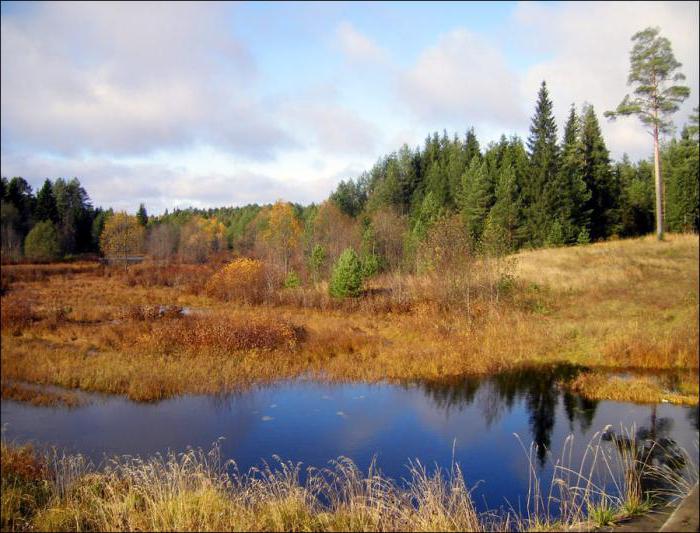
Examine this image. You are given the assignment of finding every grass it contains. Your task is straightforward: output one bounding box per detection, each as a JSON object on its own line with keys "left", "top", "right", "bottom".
{"left": 1, "top": 427, "right": 696, "bottom": 532}
{"left": 0, "top": 234, "right": 698, "bottom": 403}
{"left": 564, "top": 370, "right": 699, "bottom": 405}
{"left": 1, "top": 382, "right": 84, "bottom": 408}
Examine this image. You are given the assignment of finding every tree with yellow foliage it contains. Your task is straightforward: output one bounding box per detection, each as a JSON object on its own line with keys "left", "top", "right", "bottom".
{"left": 262, "top": 200, "right": 302, "bottom": 274}
{"left": 99, "top": 212, "right": 145, "bottom": 269}
{"left": 178, "top": 216, "right": 227, "bottom": 263}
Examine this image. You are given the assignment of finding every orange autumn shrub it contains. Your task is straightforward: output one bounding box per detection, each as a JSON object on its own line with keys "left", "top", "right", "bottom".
{"left": 150, "top": 314, "right": 301, "bottom": 353}
{"left": 205, "top": 258, "right": 267, "bottom": 304}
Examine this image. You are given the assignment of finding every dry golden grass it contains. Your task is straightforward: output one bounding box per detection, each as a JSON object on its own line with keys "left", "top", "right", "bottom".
{"left": 1, "top": 234, "right": 697, "bottom": 403}
{"left": 1, "top": 382, "right": 84, "bottom": 408}
{"left": 564, "top": 370, "right": 699, "bottom": 405}
{"left": 2, "top": 430, "right": 696, "bottom": 532}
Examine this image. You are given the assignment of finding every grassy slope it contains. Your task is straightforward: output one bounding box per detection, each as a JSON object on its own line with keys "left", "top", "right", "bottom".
{"left": 1, "top": 234, "right": 698, "bottom": 403}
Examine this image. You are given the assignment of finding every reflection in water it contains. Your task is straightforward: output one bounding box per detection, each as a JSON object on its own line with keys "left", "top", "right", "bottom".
{"left": 415, "top": 365, "right": 595, "bottom": 466}
{"left": 602, "top": 411, "right": 691, "bottom": 498}
{"left": 686, "top": 404, "right": 699, "bottom": 432}
{"left": 2, "top": 367, "right": 697, "bottom": 515}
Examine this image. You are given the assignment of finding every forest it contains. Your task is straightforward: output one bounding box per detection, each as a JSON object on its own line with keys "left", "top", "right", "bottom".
{"left": 1, "top": 82, "right": 698, "bottom": 281}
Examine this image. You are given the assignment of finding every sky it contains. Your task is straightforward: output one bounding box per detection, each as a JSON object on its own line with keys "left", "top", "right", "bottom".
{"left": 1, "top": 1, "right": 698, "bottom": 214}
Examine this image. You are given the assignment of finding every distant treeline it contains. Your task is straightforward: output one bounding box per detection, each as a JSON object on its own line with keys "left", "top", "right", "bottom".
{"left": 1, "top": 82, "right": 698, "bottom": 269}
{"left": 0, "top": 177, "right": 109, "bottom": 261}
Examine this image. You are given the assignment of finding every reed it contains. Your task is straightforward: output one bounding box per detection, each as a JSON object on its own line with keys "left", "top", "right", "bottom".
{"left": 1, "top": 427, "right": 696, "bottom": 532}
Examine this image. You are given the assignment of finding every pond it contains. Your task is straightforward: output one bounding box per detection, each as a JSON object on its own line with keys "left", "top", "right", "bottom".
{"left": 2, "top": 367, "right": 698, "bottom": 513}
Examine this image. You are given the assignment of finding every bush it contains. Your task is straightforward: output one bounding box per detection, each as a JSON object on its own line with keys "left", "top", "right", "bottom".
{"left": 361, "top": 253, "right": 380, "bottom": 279}
{"left": 205, "top": 258, "right": 267, "bottom": 304}
{"left": 23, "top": 222, "right": 60, "bottom": 262}
{"left": 150, "top": 314, "right": 301, "bottom": 353}
{"left": 329, "top": 248, "right": 363, "bottom": 298}
{"left": 577, "top": 228, "right": 591, "bottom": 245}
{"left": 308, "top": 244, "right": 326, "bottom": 282}
{"left": 283, "top": 270, "right": 301, "bottom": 289}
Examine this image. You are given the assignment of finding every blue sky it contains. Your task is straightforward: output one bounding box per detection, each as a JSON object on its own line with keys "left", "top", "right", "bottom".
{"left": 1, "top": 1, "right": 698, "bottom": 213}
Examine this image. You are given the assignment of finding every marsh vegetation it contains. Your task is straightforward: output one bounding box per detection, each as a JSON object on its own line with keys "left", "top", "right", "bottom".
{"left": 1, "top": 234, "right": 697, "bottom": 404}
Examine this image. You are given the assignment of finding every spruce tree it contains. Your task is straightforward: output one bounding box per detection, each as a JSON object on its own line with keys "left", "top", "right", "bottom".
{"left": 556, "top": 105, "right": 592, "bottom": 243}
{"left": 136, "top": 203, "right": 148, "bottom": 227}
{"left": 397, "top": 144, "right": 420, "bottom": 214}
{"left": 664, "top": 126, "right": 700, "bottom": 232}
{"left": 35, "top": 179, "right": 59, "bottom": 224}
{"left": 487, "top": 164, "right": 521, "bottom": 251}
{"left": 459, "top": 158, "right": 493, "bottom": 242}
{"left": 525, "top": 81, "right": 559, "bottom": 246}
{"left": 580, "top": 105, "right": 616, "bottom": 240}
{"left": 464, "top": 128, "right": 481, "bottom": 165}
{"left": 445, "top": 135, "right": 467, "bottom": 209}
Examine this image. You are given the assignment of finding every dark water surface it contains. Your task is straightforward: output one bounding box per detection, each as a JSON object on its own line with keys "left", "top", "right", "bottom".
{"left": 2, "top": 368, "right": 698, "bottom": 512}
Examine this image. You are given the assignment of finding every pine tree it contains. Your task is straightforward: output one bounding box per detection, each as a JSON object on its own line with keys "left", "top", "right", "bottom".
{"left": 524, "top": 81, "right": 559, "bottom": 246}
{"left": 412, "top": 191, "right": 442, "bottom": 242}
{"left": 580, "top": 105, "right": 616, "bottom": 240}
{"left": 605, "top": 27, "right": 690, "bottom": 240}
{"left": 329, "top": 248, "right": 363, "bottom": 298}
{"left": 309, "top": 243, "right": 327, "bottom": 283}
{"left": 424, "top": 160, "right": 450, "bottom": 209}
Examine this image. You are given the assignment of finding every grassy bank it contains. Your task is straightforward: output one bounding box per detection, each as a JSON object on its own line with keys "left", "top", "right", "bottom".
{"left": 1, "top": 234, "right": 698, "bottom": 404}
{"left": 2, "top": 429, "right": 697, "bottom": 532}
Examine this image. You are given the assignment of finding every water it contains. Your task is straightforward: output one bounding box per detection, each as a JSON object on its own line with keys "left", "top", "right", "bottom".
{"left": 2, "top": 367, "right": 698, "bottom": 512}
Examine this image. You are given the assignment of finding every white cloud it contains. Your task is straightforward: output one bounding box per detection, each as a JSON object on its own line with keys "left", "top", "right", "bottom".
{"left": 399, "top": 29, "right": 526, "bottom": 130}
{"left": 0, "top": 1, "right": 293, "bottom": 159}
{"left": 0, "top": 144, "right": 375, "bottom": 214}
{"left": 514, "top": 1, "right": 699, "bottom": 159}
{"left": 336, "top": 22, "right": 388, "bottom": 64}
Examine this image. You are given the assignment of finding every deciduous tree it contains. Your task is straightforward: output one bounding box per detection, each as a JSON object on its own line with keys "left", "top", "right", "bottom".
{"left": 100, "top": 212, "right": 144, "bottom": 269}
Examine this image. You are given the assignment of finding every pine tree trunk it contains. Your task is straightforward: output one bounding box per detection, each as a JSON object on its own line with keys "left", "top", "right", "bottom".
{"left": 653, "top": 126, "right": 664, "bottom": 241}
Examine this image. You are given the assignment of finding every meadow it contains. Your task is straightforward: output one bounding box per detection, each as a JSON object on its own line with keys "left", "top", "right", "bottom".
{"left": 1, "top": 233, "right": 698, "bottom": 405}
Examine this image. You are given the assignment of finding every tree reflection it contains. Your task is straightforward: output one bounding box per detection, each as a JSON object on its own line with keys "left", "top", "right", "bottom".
{"left": 415, "top": 364, "right": 596, "bottom": 467}
{"left": 605, "top": 411, "right": 688, "bottom": 498}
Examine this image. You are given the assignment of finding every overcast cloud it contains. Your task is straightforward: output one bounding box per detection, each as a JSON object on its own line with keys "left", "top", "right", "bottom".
{"left": 1, "top": 1, "right": 697, "bottom": 213}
